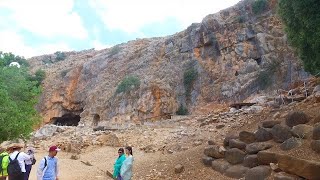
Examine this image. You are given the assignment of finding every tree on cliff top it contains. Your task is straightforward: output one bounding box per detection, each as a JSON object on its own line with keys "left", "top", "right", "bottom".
{"left": 0, "top": 52, "right": 41, "bottom": 142}
{"left": 278, "top": 0, "right": 320, "bottom": 76}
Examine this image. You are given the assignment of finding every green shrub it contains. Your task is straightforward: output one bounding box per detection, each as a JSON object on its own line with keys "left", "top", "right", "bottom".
{"left": 109, "top": 45, "right": 121, "bottom": 57}
{"left": 257, "top": 70, "right": 272, "bottom": 89}
{"left": 116, "top": 76, "right": 140, "bottom": 94}
{"left": 61, "top": 69, "right": 70, "bottom": 77}
{"left": 54, "top": 51, "right": 66, "bottom": 61}
{"left": 176, "top": 104, "right": 188, "bottom": 115}
{"left": 184, "top": 68, "right": 198, "bottom": 96}
{"left": 237, "top": 15, "right": 245, "bottom": 23}
{"left": 278, "top": 0, "right": 320, "bottom": 75}
{"left": 252, "top": 0, "right": 268, "bottom": 15}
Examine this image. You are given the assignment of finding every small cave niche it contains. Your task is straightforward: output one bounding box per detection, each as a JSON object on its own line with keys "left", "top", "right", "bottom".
{"left": 254, "top": 58, "right": 262, "bottom": 65}
{"left": 92, "top": 114, "right": 100, "bottom": 126}
{"left": 52, "top": 113, "right": 80, "bottom": 126}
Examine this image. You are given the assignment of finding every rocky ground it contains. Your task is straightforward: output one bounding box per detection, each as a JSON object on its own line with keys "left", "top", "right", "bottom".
{"left": 26, "top": 82, "right": 320, "bottom": 179}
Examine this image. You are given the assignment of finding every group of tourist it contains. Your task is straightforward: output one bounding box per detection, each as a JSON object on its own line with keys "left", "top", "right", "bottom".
{"left": 112, "top": 146, "right": 134, "bottom": 180}
{"left": 0, "top": 143, "right": 59, "bottom": 180}
{"left": 0, "top": 143, "right": 133, "bottom": 180}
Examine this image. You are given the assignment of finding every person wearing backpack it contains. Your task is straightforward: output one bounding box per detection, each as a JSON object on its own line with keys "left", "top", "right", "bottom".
{"left": 36, "top": 145, "right": 60, "bottom": 180}
{"left": 0, "top": 146, "right": 9, "bottom": 180}
{"left": 7, "top": 143, "right": 30, "bottom": 180}
{"left": 24, "top": 146, "right": 36, "bottom": 180}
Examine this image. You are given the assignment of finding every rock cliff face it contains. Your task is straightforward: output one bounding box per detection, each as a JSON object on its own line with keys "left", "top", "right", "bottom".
{"left": 28, "top": 0, "right": 309, "bottom": 126}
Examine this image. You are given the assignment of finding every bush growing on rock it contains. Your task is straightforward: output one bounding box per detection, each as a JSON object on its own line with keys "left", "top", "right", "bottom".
{"left": 116, "top": 76, "right": 140, "bottom": 94}
{"left": 252, "top": 0, "right": 268, "bottom": 15}
{"left": 183, "top": 67, "right": 198, "bottom": 98}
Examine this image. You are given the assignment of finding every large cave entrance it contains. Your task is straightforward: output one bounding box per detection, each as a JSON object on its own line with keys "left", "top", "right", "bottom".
{"left": 52, "top": 113, "right": 81, "bottom": 126}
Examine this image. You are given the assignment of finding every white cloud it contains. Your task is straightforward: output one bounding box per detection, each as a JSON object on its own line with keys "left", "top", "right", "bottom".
{"left": 0, "top": 31, "right": 71, "bottom": 58}
{"left": 0, "top": 0, "right": 87, "bottom": 39}
{"left": 90, "top": 0, "right": 240, "bottom": 33}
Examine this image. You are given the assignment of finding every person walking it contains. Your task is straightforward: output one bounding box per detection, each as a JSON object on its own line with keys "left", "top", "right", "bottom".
{"left": 24, "top": 146, "right": 35, "bottom": 180}
{"left": 0, "top": 146, "right": 9, "bottom": 180}
{"left": 113, "top": 148, "right": 126, "bottom": 180}
{"left": 36, "top": 146, "right": 60, "bottom": 180}
{"left": 7, "top": 143, "right": 30, "bottom": 180}
{"left": 120, "top": 146, "right": 134, "bottom": 180}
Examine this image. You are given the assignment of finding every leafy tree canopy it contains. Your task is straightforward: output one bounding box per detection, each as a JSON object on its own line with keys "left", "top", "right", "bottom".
{"left": 0, "top": 52, "right": 41, "bottom": 142}
{"left": 278, "top": 0, "right": 320, "bottom": 76}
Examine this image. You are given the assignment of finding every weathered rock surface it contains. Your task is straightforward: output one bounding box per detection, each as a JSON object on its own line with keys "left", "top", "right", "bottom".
{"left": 225, "top": 148, "right": 246, "bottom": 164}
{"left": 291, "top": 124, "right": 313, "bottom": 139}
{"left": 28, "top": 0, "right": 307, "bottom": 127}
{"left": 239, "top": 131, "right": 256, "bottom": 144}
{"left": 311, "top": 140, "right": 320, "bottom": 153}
{"left": 244, "top": 165, "right": 271, "bottom": 180}
{"left": 255, "top": 127, "right": 273, "bottom": 142}
{"left": 280, "top": 137, "right": 302, "bottom": 151}
{"left": 257, "top": 151, "right": 278, "bottom": 165}
{"left": 273, "top": 172, "right": 303, "bottom": 180}
{"left": 224, "top": 165, "right": 249, "bottom": 179}
{"left": 271, "top": 124, "right": 293, "bottom": 143}
{"left": 245, "top": 142, "right": 272, "bottom": 154}
{"left": 261, "top": 120, "right": 281, "bottom": 128}
{"left": 229, "top": 139, "right": 246, "bottom": 150}
{"left": 211, "top": 159, "right": 230, "bottom": 174}
{"left": 243, "top": 155, "right": 259, "bottom": 168}
{"left": 285, "top": 111, "right": 310, "bottom": 127}
{"left": 204, "top": 145, "right": 225, "bottom": 159}
{"left": 277, "top": 154, "right": 320, "bottom": 179}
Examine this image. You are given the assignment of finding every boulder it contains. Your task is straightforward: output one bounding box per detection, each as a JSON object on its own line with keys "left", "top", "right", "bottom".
{"left": 257, "top": 151, "right": 278, "bottom": 165}
{"left": 202, "top": 155, "right": 214, "bottom": 166}
{"left": 223, "top": 134, "right": 238, "bottom": 147}
{"left": 280, "top": 137, "right": 302, "bottom": 151}
{"left": 34, "top": 124, "right": 58, "bottom": 139}
{"left": 273, "top": 172, "right": 303, "bottom": 180}
{"left": 97, "top": 133, "right": 121, "bottom": 146}
{"left": 225, "top": 165, "right": 249, "bottom": 179}
{"left": 229, "top": 139, "right": 246, "bottom": 150}
{"left": 211, "top": 159, "right": 230, "bottom": 174}
{"left": 244, "top": 165, "right": 271, "bottom": 180}
{"left": 245, "top": 142, "right": 273, "bottom": 154}
{"left": 243, "top": 155, "right": 259, "bottom": 168}
{"left": 204, "top": 145, "right": 225, "bottom": 158}
{"left": 285, "top": 111, "right": 310, "bottom": 127}
{"left": 311, "top": 140, "right": 320, "bottom": 153}
{"left": 271, "top": 124, "right": 293, "bottom": 143}
{"left": 313, "top": 125, "right": 320, "bottom": 140}
{"left": 277, "top": 154, "right": 320, "bottom": 179}
{"left": 255, "top": 127, "right": 273, "bottom": 142}
{"left": 239, "top": 131, "right": 256, "bottom": 144}
{"left": 314, "top": 115, "right": 320, "bottom": 124}
{"left": 261, "top": 120, "right": 281, "bottom": 128}
{"left": 174, "top": 164, "right": 184, "bottom": 173}
{"left": 225, "top": 148, "right": 246, "bottom": 164}
{"left": 291, "top": 124, "right": 313, "bottom": 139}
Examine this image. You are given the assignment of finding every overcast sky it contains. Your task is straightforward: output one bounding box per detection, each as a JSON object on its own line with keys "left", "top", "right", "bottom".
{"left": 0, "top": 0, "right": 240, "bottom": 58}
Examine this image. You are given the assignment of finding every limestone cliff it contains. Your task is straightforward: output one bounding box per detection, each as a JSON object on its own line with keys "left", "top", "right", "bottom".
{"left": 28, "top": 0, "right": 309, "bottom": 126}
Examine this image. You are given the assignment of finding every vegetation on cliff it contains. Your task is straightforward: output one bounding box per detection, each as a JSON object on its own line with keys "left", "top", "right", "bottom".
{"left": 278, "top": 0, "right": 320, "bottom": 76}
{"left": 0, "top": 52, "right": 43, "bottom": 142}
{"left": 116, "top": 75, "right": 140, "bottom": 94}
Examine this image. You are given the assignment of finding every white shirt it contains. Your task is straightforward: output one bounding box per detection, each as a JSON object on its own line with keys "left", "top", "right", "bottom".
{"left": 9, "top": 151, "right": 30, "bottom": 172}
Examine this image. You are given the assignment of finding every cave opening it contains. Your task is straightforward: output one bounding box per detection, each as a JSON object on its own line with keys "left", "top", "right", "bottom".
{"left": 52, "top": 113, "right": 81, "bottom": 126}
{"left": 92, "top": 114, "right": 101, "bottom": 126}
